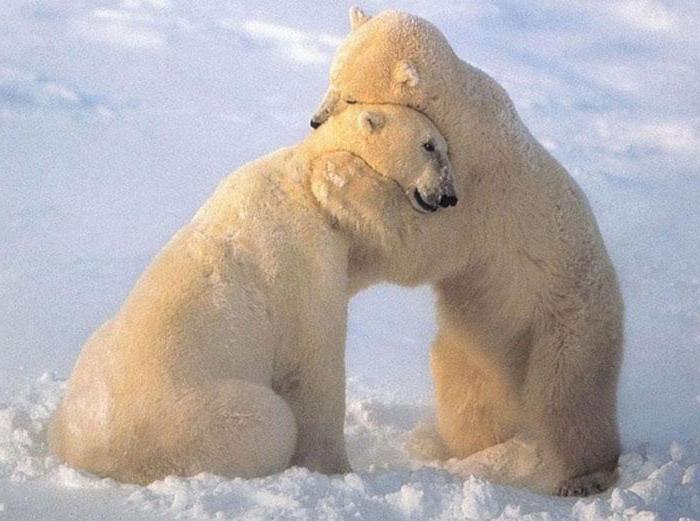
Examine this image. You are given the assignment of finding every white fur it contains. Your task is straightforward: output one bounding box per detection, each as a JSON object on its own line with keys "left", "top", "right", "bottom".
{"left": 312, "top": 8, "right": 624, "bottom": 496}
{"left": 48, "top": 104, "right": 455, "bottom": 484}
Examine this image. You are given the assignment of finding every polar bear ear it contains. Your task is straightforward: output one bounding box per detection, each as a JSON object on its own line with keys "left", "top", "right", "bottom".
{"left": 349, "top": 6, "right": 371, "bottom": 31}
{"left": 393, "top": 61, "right": 420, "bottom": 89}
{"left": 358, "top": 110, "right": 384, "bottom": 133}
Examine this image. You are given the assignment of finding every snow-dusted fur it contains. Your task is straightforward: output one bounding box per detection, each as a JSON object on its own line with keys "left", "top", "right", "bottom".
{"left": 47, "top": 104, "right": 455, "bottom": 485}
{"left": 311, "top": 8, "right": 624, "bottom": 496}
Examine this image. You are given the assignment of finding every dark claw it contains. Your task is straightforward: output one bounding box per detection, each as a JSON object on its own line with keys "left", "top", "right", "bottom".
{"left": 557, "top": 480, "right": 605, "bottom": 498}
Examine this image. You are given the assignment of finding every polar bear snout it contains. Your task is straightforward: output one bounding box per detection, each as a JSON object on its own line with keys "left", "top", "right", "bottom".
{"left": 410, "top": 188, "right": 457, "bottom": 213}
{"left": 409, "top": 164, "right": 458, "bottom": 213}
{"left": 310, "top": 88, "right": 340, "bottom": 129}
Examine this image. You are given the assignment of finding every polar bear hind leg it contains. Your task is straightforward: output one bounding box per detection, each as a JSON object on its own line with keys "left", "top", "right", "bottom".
{"left": 188, "top": 380, "right": 296, "bottom": 477}
{"left": 170, "top": 379, "right": 297, "bottom": 481}
{"left": 106, "top": 379, "right": 297, "bottom": 484}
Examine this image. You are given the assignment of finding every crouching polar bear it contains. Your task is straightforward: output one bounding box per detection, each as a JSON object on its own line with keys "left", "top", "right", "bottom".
{"left": 48, "top": 104, "right": 457, "bottom": 484}
{"left": 310, "top": 8, "right": 623, "bottom": 496}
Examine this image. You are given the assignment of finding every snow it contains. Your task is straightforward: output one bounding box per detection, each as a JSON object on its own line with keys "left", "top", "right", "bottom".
{"left": 1, "top": 0, "right": 699, "bottom": 519}
{"left": 2, "top": 375, "right": 700, "bottom": 519}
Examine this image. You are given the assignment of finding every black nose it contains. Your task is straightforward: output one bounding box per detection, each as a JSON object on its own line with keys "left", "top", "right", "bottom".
{"left": 439, "top": 194, "right": 458, "bottom": 208}
{"left": 310, "top": 119, "right": 321, "bottom": 129}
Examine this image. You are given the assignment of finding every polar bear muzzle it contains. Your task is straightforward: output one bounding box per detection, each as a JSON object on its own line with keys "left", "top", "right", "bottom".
{"left": 310, "top": 88, "right": 339, "bottom": 129}
{"left": 407, "top": 161, "right": 458, "bottom": 214}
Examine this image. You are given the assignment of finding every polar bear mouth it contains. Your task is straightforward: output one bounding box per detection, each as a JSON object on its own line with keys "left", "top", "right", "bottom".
{"left": 409, "top": 188, "right": 459, "bottom": 213}
{"left": 411, "top": 189, "right": 439, "bottom": 213}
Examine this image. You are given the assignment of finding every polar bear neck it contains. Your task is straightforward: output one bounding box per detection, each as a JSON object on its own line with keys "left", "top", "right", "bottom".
{"left": 419, "top": 59, "right": 578, "bottom": 238}
{"left": 422, "top": 62, "right": 534, "bottom": 178}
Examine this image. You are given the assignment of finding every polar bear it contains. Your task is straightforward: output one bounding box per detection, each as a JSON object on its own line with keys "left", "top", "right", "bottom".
{"left": 48, "top": 103, "right": 456, "bottom": 485}
{"left": 310, "top": 8, "right": 624, "bottom": 496}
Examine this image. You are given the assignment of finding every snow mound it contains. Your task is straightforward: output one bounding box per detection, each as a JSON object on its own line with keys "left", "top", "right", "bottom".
{"left": 1, "top": 375, "right": 699, "bottom": 519}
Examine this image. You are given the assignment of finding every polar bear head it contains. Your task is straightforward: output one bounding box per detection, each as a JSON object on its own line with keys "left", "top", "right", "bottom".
{"left": 305, "top": 103, "right": 463, "bottom": 288}
{"left": 307, "top": 103, "right": 457, "bottom": 213}
{"left": 310, "top": 8, "right": 459, "bottom": 129}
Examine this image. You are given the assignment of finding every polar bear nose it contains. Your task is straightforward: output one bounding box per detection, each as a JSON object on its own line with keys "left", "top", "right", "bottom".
{"left": 310, "top": 119, "right": 322, "bottom": 129}
{"left": 439, "top": 194, "right": 458, "bottom": 208}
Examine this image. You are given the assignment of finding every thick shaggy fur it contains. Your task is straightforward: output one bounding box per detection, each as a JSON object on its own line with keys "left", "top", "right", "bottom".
{"left": 48, "top": 104, "right": 456, "bottom": 484}
{"left": 311, "top": 8, "right": 623, "bottom": 495}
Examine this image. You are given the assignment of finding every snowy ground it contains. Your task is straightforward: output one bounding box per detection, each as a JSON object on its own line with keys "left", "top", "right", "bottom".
{"left": 1, "top": 0, "right": 699, "bottom": 519}
{"left": 2, "top": 376, "right": 700, "bottom": 520}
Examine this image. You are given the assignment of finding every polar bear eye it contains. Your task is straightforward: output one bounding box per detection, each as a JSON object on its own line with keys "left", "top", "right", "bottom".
{"left": 423, "top": 141, "right": 435, "bottom": 152}
{"left": 346, "top": 98, "right": 357, "bottom": 104}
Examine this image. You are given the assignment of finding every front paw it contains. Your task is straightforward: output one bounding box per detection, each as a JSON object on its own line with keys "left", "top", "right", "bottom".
{"left": 326, "top": 459, "right": 353, "bottom": 475}
{"left": 293, "top": 449, "right": 352, "bottom": 475}
{"left": 302, "top": 457, "right": 352, "bottom": 475}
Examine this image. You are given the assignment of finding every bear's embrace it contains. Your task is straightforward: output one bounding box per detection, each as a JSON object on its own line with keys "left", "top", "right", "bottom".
{"left": 49, "top": 6, "right": 623, "bottom": 498}
{"left": 48, "top": 104, "right": 456, "bottom": 484}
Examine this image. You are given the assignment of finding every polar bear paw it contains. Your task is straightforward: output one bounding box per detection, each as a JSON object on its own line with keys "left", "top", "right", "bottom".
{"left": 556, "top": 468, "right": 618, "bottom": 497}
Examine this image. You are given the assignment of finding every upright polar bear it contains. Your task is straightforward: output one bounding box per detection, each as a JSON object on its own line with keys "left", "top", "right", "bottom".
{"left": 48, "top": 104, "right": 457, "bottom": 484}
{"left": 310, "top": 8, "right": 624, "bottom": 496}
